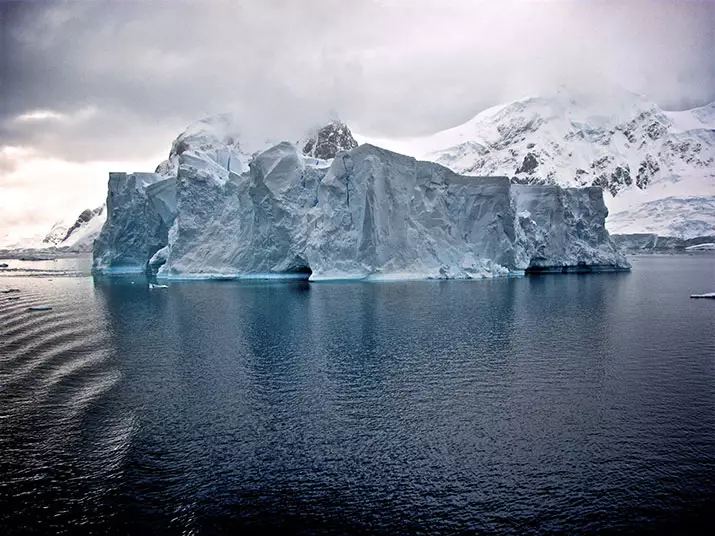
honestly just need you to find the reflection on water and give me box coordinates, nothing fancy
[1,255,715,534]
[0,255,93,278]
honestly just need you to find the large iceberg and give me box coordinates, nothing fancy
[93,118,629,280]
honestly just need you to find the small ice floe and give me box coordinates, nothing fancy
[1,288,20,294]
[690,292,715,299]
[27,306,53,311]
[149,283,168,289]
[685,243,715,251]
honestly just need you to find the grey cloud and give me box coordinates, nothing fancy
[1,0,714,163]
[0,153,19,175]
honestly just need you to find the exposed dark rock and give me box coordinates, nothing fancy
[62,206,104,242]
[587,158,632,196]
[574,169,590,186]
[591,155,612,171]
[612,165,632,189]
[646,121,667,140]
[620,128,636,144]
[516,153,539,175]
[636,155,659,189]
[173,139,190,156]
[302,121,358,160]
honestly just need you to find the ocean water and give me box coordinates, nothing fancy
[1,255,714,534]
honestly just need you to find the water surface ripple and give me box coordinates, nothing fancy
[1,255,714,534]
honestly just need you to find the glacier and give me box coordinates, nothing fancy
[92,116,628,280]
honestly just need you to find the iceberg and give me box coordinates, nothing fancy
[93,118,629,280]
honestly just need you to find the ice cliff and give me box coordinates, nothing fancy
[93,116,628,280]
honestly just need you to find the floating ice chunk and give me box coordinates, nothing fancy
[686,243,715,251]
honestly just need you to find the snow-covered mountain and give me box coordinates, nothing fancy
[360,87,715,239]
[41,206,106,251]
[607,196,715,238]
[41,221,71,247]
[0,206,106,252]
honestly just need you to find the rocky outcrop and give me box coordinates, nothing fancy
[61,206,104,243]
[301,121,358,160]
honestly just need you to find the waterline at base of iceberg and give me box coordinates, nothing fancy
[524,264,632,274]
[156,272,313,282]
[117,265,630,284]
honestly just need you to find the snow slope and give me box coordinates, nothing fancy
[607,196,715,239]
[358,88,715,239]
[0,206,106,252]
[42,206,106,251]
[61,206,106,250]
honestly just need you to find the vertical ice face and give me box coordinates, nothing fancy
[306,145,520,279]
[93,172,172,273]
[512,185,623,270]
[156,142,327,278]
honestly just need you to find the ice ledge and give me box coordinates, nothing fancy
[524,264,631,274]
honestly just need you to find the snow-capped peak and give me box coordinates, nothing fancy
[41,205,106,251]
[300,120,358,160]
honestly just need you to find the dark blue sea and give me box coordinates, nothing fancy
[1,254,714,535]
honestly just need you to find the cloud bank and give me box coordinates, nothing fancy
[1,0,714,240]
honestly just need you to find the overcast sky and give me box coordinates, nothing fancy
[1,0,714,242]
